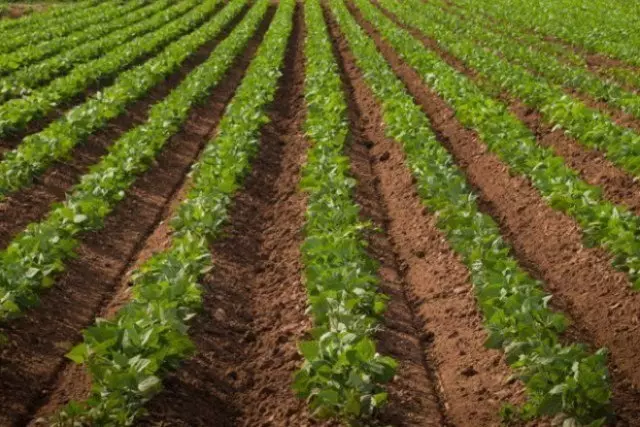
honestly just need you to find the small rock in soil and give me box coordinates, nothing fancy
[214,308,226,322]
[460,366,478,377]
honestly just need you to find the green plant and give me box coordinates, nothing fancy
[332,0,612,423]
[293,0,395,421]
[53,0,295,423]
[0,0,251,321]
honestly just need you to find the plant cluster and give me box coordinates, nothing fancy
[0,0,102,34]
[0,0,226,197]
[408,0,640,179]
[0,0,189,104]
[0,0,220,137]
[0,0,147,74]
[424,0,640,123]
[450,0,640,67]
[0,0,251,320]
[334,0,613,423]
[293,0,395,422]
[379,0,640,291]
[52,0,295,424]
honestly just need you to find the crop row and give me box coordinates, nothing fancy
[423,0,640,124]
[402,0,640,180]
[0,0,192,104]
[378,0,640,291]
[54,0,294,424]
[0,0,131,54]
[332,0,612,423]
[450,0,640,68]
[0,0,149,75]
[0,0,102,34]
[0,0,248,321]
[0,0,228,198]
[293,0,395,422]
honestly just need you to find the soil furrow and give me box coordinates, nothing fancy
[137,5,322,426]
[353,4,640,423]
[326,4,528,426]
[0,9,272,426]
[0,6,248,251]
[323,5,448,425]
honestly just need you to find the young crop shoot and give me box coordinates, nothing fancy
[0,0,220,138]
[0,0,224,198]
[53,0,295,424]
[0,0,191,104]
[0,0,149,73]
[330,0,612,423]
[0,0,257,321]
[293,0,395,422]
[377,0,640,292]
[418,0,640,124]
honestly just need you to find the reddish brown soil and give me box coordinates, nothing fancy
[326,12,446,427]
[0,11,272,425]
[3,2,640,427]
[0,9,249,251]
[137,6,325,426]
[359,3,640,424]
[328,5,529,426]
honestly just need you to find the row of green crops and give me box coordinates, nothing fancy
[331,0,612,424]
[0,0,147,73]
[0,0,101,33]
[0,0,256,321]
[0,0,225,198]
[292,0,395,422]
[0,0,220,137]
[0,0,193,103]
[449,0,640,67]
[418,0,640,182]
[420,0,640,125]
[0,0,133,54]
[377,0,640,291]
[441,0,640,93]
[53,0,294,424]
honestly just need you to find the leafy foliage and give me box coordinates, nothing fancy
[51,0,296,424]
[0,0,251,320]
[0,0,146,73]
[0,0,103,35]
[424,0,640,125]
[408,0,640,180]
[380,0,640,291]
[0,0,225,196]
[334,0,613,423]
[447,0,640,67]
[0,0,220,137]
[0,0,191,104]
[293,0,395,421]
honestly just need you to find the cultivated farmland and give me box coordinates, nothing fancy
[0,0,639,425]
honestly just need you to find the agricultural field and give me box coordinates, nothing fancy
[0,0,640,425]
